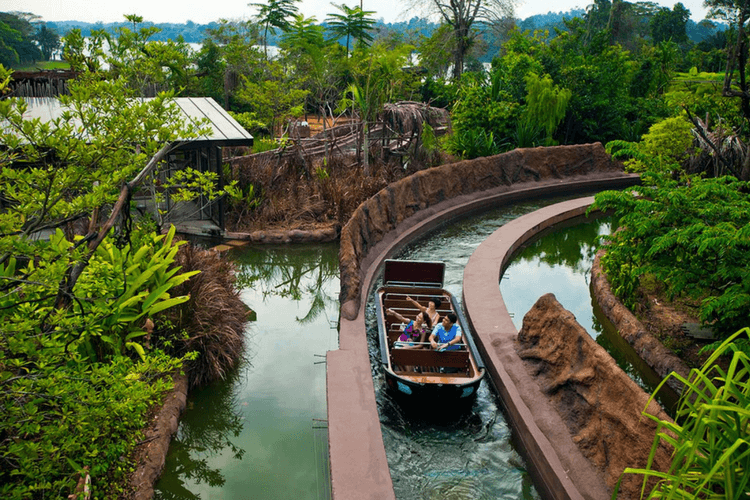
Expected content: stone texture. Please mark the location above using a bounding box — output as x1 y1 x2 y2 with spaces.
340 143 623 319
124 373 188 500
517 294 673 499
225 224 340 244
590 249 690 394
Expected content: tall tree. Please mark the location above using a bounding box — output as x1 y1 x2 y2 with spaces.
64 15 195 96
200 19 262 110
250 0 300 59
705 0 750 179
0 12 42 66
34 24 60 61
325 3 376 57
410 0 513 80
651 2 690 45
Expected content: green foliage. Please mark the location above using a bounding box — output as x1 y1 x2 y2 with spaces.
614 328 750 499
251 0 300 59
228 110 268 136
641 116 694 163
446 128 503 159
0 12 42 67
235 61 309 136
592 173 750 337
520 72 572 146
63 16 195 96
0 350 184 499
325 4 376 56
0 63 226 498
451 73 520 149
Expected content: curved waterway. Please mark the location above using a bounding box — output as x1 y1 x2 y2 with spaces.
367 194 673 500
366 198 577 500
156 193 670 499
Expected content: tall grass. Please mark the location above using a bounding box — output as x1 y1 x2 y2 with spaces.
164 243 249 388
614 327 750 499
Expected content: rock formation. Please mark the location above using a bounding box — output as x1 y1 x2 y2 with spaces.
517 293 673 499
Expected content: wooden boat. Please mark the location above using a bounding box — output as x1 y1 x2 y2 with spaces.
376 260 485 399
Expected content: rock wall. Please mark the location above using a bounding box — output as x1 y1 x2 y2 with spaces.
517 294 673 499
123 373 188 500
339 143 623 319
591 250 690 394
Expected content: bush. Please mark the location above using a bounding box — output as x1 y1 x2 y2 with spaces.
592 173 750 338
0 352 183 499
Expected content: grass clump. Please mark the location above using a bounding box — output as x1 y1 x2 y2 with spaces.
615 327 750 499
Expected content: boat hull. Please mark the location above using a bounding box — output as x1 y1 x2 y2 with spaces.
377 260 485 403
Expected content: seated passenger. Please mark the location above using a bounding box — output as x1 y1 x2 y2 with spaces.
429 313 462 351
387 308 433 348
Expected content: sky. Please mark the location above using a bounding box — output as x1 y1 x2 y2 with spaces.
4 0 710 26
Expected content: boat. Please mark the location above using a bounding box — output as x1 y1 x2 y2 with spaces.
376 259 486 399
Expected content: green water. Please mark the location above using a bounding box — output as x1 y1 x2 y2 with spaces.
500 215 679 412
155 243 339 500
156 194 673 500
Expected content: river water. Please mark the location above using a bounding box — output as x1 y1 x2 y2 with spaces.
155 193 669 499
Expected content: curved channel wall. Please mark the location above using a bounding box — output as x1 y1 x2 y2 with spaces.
328 143 640 500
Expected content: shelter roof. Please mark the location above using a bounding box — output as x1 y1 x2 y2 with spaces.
7 96 253 147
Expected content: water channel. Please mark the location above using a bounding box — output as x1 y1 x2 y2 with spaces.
155 243 339 500
156 193 670 499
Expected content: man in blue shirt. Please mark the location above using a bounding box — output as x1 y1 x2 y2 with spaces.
429 313 462 351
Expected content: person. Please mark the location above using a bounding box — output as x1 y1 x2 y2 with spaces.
387 306 433 347
429 313 462 351
388 295 441 329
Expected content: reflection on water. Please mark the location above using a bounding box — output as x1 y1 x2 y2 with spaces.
501 215 611 335
155 243 339 500
500 216 679 413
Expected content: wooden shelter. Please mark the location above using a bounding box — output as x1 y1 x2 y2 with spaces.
10 97 253 236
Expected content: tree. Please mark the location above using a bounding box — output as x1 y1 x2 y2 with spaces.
0 67 211 496
410 0 513 80
63 15 195 96
417 23 458 80
325 3 376 57
250 0 300 59
592 168 750 337
340 43 416 173
0 12 42 66
199 19 262 110
34 24 60 61
651 3 690 45
705 0 750 180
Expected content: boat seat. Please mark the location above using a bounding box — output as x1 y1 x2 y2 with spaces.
391 348 470 375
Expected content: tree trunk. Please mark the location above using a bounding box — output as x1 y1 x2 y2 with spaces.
452 24 469 81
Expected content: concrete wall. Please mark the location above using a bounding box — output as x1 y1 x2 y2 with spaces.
328 143 640 500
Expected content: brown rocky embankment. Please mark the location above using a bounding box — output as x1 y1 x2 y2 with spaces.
517 294 673 499
339 143 625 320
122 374 189 500
591 250 691 394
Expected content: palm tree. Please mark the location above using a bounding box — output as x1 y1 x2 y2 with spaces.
250 0 300 60
325 3 376 57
